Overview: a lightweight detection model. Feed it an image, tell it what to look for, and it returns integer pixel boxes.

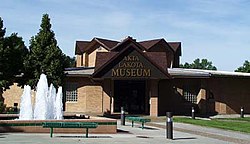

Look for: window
[183,88,197,104]
[65,83,78,102]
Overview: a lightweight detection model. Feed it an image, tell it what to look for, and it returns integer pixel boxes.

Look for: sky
[1,0,250,71]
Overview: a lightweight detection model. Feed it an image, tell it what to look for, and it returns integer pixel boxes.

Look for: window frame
[65,83,78,102]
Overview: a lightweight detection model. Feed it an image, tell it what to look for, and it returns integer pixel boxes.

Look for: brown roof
[93,42,171,78]
[111,36,146,51]
[168,42,181,56]
[75,38,119,55]
[168,42,181,52]
[75,41,90,54]
[139,39,162,49]
[75,37,181,56]
[95,52,118,71]
[95,38,119,49]
[145,52,168,70]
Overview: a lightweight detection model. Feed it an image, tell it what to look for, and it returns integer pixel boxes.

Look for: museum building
[63,36,250,116]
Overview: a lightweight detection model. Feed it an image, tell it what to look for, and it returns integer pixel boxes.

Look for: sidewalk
[0,120,249,144]
[149,121,250,144]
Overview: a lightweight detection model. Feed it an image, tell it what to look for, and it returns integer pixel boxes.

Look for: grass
[215,117,250,122]
[173,117,250,133]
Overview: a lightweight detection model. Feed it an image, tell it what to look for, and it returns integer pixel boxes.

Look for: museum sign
[111,55,151,77]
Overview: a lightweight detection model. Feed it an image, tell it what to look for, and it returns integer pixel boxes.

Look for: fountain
[19,85,33,120]
[0,73,117,134]
[54,86,63,120]
[19,74,63,120]
[33,74,49,120]
[47,84,56,119]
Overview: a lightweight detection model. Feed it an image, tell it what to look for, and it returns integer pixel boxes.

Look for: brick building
[3,36,250,116]
[64,36,250,116]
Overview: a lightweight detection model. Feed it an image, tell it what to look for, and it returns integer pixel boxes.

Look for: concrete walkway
[149,122,250,144]
[0,121,249,144]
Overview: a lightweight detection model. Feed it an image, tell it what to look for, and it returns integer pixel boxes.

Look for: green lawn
[215,117,250,122]
[173,117,250,133]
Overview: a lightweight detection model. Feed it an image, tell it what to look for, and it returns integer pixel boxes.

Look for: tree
[180,58,217,70]
[0,17,5,38]
[235,60,250,73]
[63,56,76,68]
[0,17,28,91]
[24,14,69,87]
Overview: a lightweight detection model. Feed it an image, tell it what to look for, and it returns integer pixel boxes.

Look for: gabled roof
[95,52,118,71]
[95,38,119,49]
[111,36,146,52]
[145,52,168,71]
[168,42,181,56]
[93,42,171,79]
[139,39,162,49]
[75,37,119,54]
[75,37,181,55]
[75,41,90,54]
[139,38,175,53]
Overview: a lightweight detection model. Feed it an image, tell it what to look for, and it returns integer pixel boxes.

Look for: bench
[42,122,98,138]
[125,117,151,129]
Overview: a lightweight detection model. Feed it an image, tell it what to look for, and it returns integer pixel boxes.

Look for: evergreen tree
[235,60,250,73]
[0,17,5,39]
[24,14,67,87]
[180,58,217,70]
[0,17,6,90]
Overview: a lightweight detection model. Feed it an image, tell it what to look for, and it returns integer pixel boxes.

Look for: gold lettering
[131,69,136,77]
[138,62,143,68]
[112,55,152,77]
[123,56,140,61]
[126,69,131,76]
[143,69,151,76]
[112,68,151,77]
[120,69,125,77]
[112,69,119,76]
[136,69,142,76]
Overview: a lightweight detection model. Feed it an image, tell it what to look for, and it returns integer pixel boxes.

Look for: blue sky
[1,0,250,71]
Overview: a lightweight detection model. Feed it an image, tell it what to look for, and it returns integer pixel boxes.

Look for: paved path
[149,122,250,144]
[0,121,249,144]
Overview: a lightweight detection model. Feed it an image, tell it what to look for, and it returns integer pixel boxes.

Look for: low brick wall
[0,117,117,134]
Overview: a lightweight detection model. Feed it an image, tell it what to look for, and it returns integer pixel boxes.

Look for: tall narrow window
[65,83,78,102]
[183,87,197,104]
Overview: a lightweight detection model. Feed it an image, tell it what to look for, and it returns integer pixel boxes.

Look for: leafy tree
[180,58,217,70]
[64,56,76,68]
[0,18,28,91]
[24,14,69,88]
[235,60,250,73]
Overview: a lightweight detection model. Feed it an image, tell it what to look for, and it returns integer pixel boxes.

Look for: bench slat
[42,122,98,128]
[125,117,151,129]
[42,122,98,138]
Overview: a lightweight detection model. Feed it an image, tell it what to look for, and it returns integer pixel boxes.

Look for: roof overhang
[168,68,250,79]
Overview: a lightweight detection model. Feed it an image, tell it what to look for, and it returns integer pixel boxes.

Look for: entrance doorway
[114,80,147,114]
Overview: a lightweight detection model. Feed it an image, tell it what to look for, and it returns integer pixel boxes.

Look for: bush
[0,101,6,113]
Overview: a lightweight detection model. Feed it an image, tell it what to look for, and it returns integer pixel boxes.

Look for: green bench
[125,117,151,129]
[42,122,98,138]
